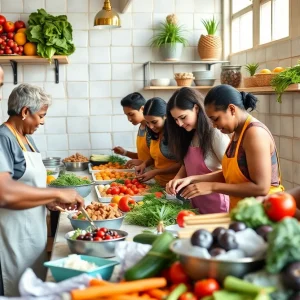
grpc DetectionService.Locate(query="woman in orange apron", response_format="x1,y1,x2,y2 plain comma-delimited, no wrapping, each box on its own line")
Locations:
112,92,151,167
135,97,181,187
165,88,230,214
179,84,284,210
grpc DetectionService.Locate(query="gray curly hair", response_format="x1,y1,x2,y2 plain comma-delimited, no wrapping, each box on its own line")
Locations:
7,83,52,116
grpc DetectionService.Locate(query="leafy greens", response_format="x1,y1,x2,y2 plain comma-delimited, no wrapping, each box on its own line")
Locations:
27,9,75,60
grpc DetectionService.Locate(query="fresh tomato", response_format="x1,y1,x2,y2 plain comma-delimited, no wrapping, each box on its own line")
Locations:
194,278,220,298
179,292,197,300
106,188,112,195
120,186,127,194
93,237,102,241
118,196,136,212
263,192,296,221
176,210,196,228
124,179,131,185
3,21,15,33
96,230,105,238
126,183,133,189
132,187,139,194
132,178,139,184
14,20,25,30
0,15,6,26
127,189,135,196
169,261,190,284
110,182,117,187
155,191,164,198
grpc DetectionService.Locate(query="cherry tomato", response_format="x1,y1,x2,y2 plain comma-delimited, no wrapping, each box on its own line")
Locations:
132,178,139,184
137,184,144,189
106,188,112,195
111,187,118,195
96,230,105,238
110,182,117,187
263,192,296,221
176,210,196,228
124,179,131,185
99,227,108,232
169,261,190,284
127,189,135,196
94,237,102,241
132,187,139,194
126,183,133,189
179,292,197,300
120,186,127,193
194,278,220,298
105,235,112,240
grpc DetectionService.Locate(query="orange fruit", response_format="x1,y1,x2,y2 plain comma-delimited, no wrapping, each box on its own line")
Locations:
14,32,27,46
111,195,121,204
259,69,272,74
272,67,285,73
46,175,56,184
17,28,26,33
23,42,37,56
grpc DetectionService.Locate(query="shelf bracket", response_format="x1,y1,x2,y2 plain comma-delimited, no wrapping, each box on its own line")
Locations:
10,60,18,85
54,59,59,83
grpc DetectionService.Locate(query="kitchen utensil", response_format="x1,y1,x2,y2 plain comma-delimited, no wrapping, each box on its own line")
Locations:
63,161,89,171
80,207,97,231
65,229,128,258
49,183,92,198
150,78,171,86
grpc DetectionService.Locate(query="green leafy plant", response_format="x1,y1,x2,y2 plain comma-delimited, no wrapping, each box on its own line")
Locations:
271,62,300,103
150,14,188,48
202,16,219,35
244,63,260,76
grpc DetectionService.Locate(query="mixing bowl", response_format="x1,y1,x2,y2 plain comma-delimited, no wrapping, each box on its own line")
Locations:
68,212,124,230
65,229,128,258
49,183,92,198
170,239,265,283
64,161,89,171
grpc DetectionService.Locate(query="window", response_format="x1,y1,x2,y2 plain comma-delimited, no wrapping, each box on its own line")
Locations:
231,0,290,53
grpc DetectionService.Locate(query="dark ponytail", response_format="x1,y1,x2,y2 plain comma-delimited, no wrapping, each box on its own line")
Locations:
204,84,258,112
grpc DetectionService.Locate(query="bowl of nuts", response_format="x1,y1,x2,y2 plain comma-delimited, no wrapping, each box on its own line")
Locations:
68,202,124,230
63,153,90,171
174,72,195,87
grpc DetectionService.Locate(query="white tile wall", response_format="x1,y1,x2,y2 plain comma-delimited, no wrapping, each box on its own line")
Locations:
66,64,89,81
68,99,89,116
112,30,132,46
67,0,88,12
90,99,112,115
112,64,133,80
89,64,111,81
89,47,110,63
90,115,111,132
44,117,66,134
113,132,134,148
91,133,112,149
73,31,89,48
46,0,66,12
133,13,152,29
69,134,90,149
67,117,89,133
47,135,68,150
67,82,89,98
47,100,68,117
2,0,23,12
89,81,111,98
24,0,44,13
89,30,111,47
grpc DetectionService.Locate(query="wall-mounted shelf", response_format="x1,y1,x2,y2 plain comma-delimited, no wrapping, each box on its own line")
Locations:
143,84,300,95
0,55,69,84
143,60,229,88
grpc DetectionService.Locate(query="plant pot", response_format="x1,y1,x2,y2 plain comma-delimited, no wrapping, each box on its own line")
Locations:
198,34,222,61
243,77,257,88
160,43,183,61
175,78,194,87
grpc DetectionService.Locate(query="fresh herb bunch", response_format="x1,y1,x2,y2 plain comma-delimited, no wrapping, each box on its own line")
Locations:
244,63,260,76
125,193,196,227
150,14,188,48
202,16,219,35
108,155,127,166
271,63,300,103
46,170,54,175
148,183,164,193
49,173,91,186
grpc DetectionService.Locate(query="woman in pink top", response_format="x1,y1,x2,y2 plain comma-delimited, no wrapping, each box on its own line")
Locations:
166,87,230,214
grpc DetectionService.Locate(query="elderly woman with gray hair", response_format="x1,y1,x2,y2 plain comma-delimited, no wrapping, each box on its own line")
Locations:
0,83,84,296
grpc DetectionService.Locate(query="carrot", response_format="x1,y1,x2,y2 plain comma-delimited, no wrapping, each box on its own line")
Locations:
89,279,112,287
71,277,167,300
146,289,168,299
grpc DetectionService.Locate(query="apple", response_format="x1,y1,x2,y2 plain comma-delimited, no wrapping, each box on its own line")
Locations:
7,32,14,39
4,21,15,33
14,20,25,30
0,15,6,26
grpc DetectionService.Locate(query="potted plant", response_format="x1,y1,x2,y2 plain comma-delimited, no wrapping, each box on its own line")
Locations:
198,16,222,60
150,14,188,61
244,63,259,88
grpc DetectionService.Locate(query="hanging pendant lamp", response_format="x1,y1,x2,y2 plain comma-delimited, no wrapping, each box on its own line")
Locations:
94,0,121,29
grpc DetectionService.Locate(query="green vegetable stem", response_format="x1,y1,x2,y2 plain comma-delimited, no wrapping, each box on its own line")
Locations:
166,283,188,300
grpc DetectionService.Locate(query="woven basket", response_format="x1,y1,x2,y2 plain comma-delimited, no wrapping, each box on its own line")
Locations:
243,76,257,88
175,78,194,87
198,35,222,60
254,73,276,87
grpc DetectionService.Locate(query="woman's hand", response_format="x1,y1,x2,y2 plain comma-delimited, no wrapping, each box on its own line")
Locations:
166,178,183,195
125,159,144,169
136,170,157,183
112,146,125,155
46,201,77,211
135,162,146,176
180,182,214,199
168,177,193,194
56,189,85,210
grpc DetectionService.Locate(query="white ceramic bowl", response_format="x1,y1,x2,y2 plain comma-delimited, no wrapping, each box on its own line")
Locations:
150,78,171,86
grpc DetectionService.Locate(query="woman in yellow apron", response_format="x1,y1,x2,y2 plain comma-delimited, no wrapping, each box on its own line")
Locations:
179,84,284,210
112,92,151,167
135,97,181,187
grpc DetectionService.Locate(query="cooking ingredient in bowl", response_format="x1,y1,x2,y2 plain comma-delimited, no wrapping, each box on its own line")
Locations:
217,230,238,251
212,227,226,243
63,152,89,162
209,247,226,257
255,225,273,242
63,254,98,271
282,262,300,291
229,221,247,232
191,229,213,249
49,173,91,186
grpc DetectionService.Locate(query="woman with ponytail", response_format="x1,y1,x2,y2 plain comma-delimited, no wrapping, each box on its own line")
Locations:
174,84,284,210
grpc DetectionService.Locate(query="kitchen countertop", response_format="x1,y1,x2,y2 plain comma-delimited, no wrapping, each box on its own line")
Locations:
46,170,147,282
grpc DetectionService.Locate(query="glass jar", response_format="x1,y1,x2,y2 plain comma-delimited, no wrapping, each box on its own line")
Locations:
220,65,242,88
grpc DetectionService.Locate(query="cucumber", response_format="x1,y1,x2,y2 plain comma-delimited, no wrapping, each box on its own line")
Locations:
133,233,159,245
124,231,176,281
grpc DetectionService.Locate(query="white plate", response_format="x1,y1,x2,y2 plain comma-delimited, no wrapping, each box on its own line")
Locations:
88,163,134,174
94,185,145,203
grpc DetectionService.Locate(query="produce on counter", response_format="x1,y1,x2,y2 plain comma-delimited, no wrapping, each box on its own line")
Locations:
26,9,75,60
118,196,136,212
72,202,123,221
63,153,89,162
49,173,91,186
63,254,98,271
176,210,196,227
90,154,110,162
94,170,134,181
133,233,159,245
71,227,122,242
194,278,220,298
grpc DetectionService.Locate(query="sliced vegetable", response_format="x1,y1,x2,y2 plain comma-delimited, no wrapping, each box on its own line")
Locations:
166,283,188,300
194,278,220,298
133,233,159,245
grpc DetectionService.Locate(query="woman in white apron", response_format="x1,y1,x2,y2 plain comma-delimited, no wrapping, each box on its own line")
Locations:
0,83,84,296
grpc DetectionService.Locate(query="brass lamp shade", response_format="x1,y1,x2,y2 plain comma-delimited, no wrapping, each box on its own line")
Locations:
94,0,121,29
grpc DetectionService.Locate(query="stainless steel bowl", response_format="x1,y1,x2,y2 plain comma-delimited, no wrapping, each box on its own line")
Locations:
68,212,124,230
64,162,89,171
49,183,92,198
65,229,128,258
170,239,265,283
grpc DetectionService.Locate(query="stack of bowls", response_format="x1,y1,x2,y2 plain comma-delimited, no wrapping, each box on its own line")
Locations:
193,70,216,86
43,157,65,177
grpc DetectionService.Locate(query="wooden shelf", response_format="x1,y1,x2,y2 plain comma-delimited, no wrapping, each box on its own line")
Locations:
144,84,300,95
0,55,69,64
